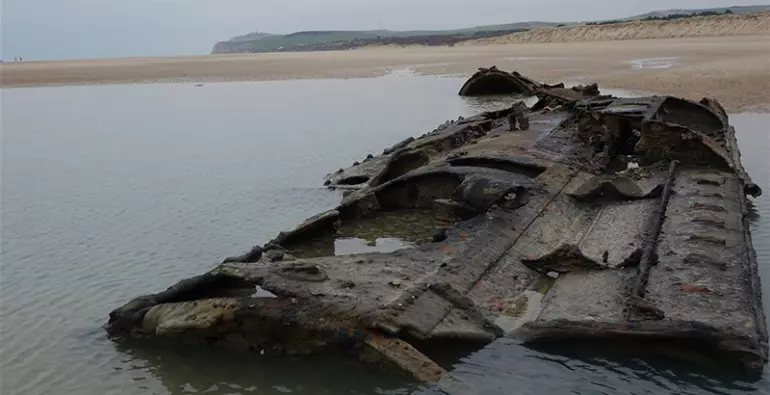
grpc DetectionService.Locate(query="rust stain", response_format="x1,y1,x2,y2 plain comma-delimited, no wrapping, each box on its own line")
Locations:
680,284,711,293
489,298,506,311
366,332,388,345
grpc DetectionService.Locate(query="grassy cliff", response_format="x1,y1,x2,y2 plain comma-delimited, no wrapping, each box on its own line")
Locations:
211,23,562,54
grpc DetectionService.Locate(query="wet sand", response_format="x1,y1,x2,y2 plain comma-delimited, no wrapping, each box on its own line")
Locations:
2,35,768,112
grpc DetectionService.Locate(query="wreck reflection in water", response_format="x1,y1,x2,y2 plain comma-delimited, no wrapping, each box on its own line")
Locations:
1,74,768,395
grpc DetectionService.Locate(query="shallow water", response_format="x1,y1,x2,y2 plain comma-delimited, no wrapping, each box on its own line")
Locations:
1,74,769,395
290,209,439,258
628,57,681,69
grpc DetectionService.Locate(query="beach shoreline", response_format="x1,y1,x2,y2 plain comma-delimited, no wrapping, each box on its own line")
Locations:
2,35,768,112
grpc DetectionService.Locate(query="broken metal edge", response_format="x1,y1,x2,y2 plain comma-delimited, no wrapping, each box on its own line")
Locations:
458,66,540,96
362,333,447,383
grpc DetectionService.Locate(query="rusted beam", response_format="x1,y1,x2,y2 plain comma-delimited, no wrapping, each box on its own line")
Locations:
627,160,679,318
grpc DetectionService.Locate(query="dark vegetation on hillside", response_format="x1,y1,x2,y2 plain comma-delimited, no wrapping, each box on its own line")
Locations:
587,9,733,26
219,28,530,53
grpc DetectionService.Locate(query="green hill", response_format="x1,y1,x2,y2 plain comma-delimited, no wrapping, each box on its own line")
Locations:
211,22,565,53
226,32,276,43
627,5,770,20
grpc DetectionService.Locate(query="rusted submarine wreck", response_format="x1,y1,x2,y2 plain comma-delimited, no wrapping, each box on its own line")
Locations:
107,67,767,382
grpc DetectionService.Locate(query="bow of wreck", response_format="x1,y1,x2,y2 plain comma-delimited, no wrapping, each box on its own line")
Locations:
106,68,767,384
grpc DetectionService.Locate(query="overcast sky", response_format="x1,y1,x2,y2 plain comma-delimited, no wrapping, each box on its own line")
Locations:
1,0,763,60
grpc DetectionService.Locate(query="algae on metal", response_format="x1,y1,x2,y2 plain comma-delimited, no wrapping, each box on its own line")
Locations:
107,68,767,384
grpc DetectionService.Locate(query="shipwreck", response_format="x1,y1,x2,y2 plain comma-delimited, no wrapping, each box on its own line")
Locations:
107,68,767,384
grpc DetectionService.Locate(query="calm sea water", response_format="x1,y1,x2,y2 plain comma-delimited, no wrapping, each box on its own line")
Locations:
1,73,768,395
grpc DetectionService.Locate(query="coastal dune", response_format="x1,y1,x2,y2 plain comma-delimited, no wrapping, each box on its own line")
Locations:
466,12,770,45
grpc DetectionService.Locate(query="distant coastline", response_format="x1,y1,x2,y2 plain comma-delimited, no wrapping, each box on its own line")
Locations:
211,7,770,54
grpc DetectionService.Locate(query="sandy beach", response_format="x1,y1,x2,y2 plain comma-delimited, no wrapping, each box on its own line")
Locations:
2,35,769,112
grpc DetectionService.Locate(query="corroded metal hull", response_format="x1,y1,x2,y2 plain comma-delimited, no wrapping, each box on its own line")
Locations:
107,70,767,383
